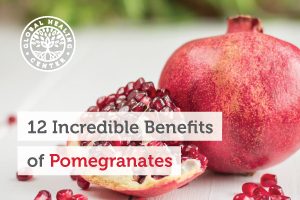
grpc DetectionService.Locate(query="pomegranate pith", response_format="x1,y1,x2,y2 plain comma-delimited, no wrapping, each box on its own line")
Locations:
159,15,300,173
67,78,207,197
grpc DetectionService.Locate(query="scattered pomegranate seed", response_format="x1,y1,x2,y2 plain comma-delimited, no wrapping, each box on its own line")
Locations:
261,174,277,187
242,182,259,197
70,175,78,181
72,194,88,200
56,189,73,200
16,172,33,181
269,195,291,200
77,176,90,190
269,185,284,196
7,114,17,126
233,193,248,200
233,173,290,200
34,190,52,200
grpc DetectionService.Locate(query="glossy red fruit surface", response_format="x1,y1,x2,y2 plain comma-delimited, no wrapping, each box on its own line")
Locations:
159,15,300,173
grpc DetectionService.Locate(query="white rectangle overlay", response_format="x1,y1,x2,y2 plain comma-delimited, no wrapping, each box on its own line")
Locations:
17,146,181,176
18,112,222,141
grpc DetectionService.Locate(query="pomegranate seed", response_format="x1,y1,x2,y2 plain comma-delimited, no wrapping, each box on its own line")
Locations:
173,107,181,112
131,102,147,112
16,172,32,181
141,82,156,98
106,94,116,104
137,175,146,184
115,95,126,105
182,144,199,158
269,185,284,195
269,195,291,200
56,189,73,200
96,96,107,109
261,174,277,187
165,141,181,146
135,91,147,101
102,104,116,112
77,176,90,190
198,154,208,166
151,175,165,180
126,98,138,107
242,182,259,197
156,88,169,97
93,141,111,146
160,106,172,112
162,95,173,107
70,175,78,181
34,190,52,200
119,106,130,112
125,82,134,95
253,186,269,197
7,114,17,126
134,77,145,90
233,193,248,200
87,106,98,112
127,90,139,100
111,141,122,146
116,87,125,96
150,97,165,111
140,96,151,106
72,194,88,200
256,195,271,200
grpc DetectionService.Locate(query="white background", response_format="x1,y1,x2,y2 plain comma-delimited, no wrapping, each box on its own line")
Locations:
0,21,300,199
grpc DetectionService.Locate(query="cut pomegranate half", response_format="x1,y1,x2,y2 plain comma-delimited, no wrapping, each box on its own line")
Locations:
67,78,207,197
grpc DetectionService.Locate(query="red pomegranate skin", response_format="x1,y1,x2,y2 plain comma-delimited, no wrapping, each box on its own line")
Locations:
159,16,300,173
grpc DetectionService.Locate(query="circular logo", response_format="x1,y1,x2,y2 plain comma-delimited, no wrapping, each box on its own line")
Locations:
20,16,75,71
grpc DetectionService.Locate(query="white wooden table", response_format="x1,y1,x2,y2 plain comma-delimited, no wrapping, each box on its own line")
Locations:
0,21,300,199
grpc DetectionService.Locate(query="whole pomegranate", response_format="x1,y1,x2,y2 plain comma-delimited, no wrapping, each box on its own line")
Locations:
159,15,300,173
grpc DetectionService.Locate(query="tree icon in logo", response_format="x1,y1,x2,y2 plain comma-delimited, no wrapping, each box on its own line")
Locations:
30,26,66,62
